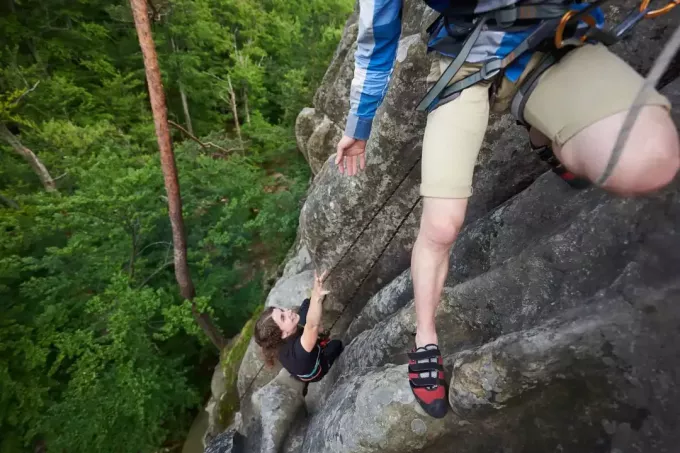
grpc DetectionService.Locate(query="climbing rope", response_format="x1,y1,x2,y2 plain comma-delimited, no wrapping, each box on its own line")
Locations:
240,155,422,399
326,195,421,333
239,0,680,412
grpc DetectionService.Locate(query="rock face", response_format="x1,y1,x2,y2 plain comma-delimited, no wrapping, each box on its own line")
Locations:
241,370,306,453
204,428,245,453
293,0,680,339
213,2,680,453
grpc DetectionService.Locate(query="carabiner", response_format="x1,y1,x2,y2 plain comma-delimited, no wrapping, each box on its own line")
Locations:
641,0,680,19
554,10,598,49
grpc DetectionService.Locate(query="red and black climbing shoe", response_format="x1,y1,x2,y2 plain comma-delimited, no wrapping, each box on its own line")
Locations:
408,344,448,419
532,143,591,190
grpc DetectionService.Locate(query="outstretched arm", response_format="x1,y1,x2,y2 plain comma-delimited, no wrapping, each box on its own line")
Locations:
346,0,404,140
337,0,403,176
300,272,330,352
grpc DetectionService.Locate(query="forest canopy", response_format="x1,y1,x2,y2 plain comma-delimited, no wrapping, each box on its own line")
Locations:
0,0,353,451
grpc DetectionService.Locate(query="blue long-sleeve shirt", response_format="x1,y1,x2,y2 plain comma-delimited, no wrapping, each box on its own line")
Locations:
344,0,605,140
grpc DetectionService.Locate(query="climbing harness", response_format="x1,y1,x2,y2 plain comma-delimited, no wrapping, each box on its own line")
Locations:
418,0,680,186
419,0,678,113
511,0,679,126
417,2,578,112
295,346,324,382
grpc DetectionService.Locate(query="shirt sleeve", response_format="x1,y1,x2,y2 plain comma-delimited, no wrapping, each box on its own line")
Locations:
344,0,403,140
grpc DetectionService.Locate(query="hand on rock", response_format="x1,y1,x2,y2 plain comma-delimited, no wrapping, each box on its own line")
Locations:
312,270,330,302
335,135,366,176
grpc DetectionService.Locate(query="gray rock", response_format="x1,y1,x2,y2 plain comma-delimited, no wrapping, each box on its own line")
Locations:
280,411,308,453
295,108,344,175
236,339,281,401
294,1,680,342
234,1,680,451
298,33,429,334
241,370,306,453
204,427,245,453
300,279,680,453
281,243,313,280
301,364,458,453
295,108,318,168
204,397,223,441
344,270,413,342
236,339,280,400
265,270,314,309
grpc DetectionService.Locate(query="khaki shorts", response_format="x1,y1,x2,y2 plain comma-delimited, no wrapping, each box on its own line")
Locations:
420,43,672,199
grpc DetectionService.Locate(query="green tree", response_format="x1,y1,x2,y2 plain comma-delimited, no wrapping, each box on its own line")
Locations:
0,0,352,450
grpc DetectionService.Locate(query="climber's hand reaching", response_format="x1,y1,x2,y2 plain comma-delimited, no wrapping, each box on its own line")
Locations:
335,135,366,176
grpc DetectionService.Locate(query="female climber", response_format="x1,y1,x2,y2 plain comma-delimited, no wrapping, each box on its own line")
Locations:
254,271,344,383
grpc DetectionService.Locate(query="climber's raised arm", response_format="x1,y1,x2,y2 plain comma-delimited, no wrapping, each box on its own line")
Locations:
300,271,329,352
336,0,404,176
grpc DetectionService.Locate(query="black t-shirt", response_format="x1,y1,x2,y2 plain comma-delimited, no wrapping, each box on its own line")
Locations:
297,298,310,326
277,299,322,379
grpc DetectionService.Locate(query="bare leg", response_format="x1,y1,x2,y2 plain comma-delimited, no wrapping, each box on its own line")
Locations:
411,197,468,348
555,106,679,195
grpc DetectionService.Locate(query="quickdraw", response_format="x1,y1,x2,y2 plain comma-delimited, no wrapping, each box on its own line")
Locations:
554,0,679,49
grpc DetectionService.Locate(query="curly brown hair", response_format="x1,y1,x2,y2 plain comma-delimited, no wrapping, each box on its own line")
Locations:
253,307,288,367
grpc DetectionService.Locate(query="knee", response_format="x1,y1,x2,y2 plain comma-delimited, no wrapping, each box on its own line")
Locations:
602,107,679,195
418,201,466,248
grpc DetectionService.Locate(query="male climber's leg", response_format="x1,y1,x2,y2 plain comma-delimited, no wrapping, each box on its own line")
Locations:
524,43,679,194
412,198,468,348
556,106,679,194
410,71,490,419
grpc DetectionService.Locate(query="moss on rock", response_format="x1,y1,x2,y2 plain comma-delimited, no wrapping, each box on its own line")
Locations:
218,305,263,426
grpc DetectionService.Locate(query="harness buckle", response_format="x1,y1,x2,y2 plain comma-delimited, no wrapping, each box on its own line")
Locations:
494,7,518,27
481,58,502,80
554,10,598,49
640,0,680,18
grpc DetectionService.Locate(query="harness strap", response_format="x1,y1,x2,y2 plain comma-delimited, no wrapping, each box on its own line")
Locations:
417,13,490,112
433,18,562,108
511,3,651,126
408,361,444,372
510,51,562,126
409,374,446,388
295,345,323,382
417,0,614,113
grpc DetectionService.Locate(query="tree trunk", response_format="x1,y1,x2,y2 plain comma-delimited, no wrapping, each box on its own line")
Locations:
227,75,243,148
0,123,57,192
179,84,193,136
130,0,226,350
170,37,194,136
243,86,251,124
